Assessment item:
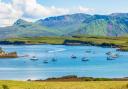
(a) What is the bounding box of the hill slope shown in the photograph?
[36,13,128,36]
[0,13,128,38]
[0,19,61,39]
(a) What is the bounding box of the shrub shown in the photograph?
[2,85,9,89]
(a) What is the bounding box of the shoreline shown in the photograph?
[1,36,128,51]
[1,76,128,81]
[29,75,128,82]
[0,39,124,51]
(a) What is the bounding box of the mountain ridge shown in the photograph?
[0,13,128,39]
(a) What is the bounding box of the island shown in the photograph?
[0,48,18,58]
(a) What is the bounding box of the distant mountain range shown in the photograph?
[0,13,128,39]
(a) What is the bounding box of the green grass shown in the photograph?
[0,81,128,89]
[3,36,128,51]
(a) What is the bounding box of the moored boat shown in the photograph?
[107,56,116,60]
[43,60,48,64]
[71,55,77,59]
[106,51,112,55]
[85,50,91,53]
[81,57,89,61]
[52,58,57,62]
[30,56,38,61]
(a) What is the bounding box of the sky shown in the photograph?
[0,0,128,27]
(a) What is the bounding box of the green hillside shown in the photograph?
[0,13,128,38]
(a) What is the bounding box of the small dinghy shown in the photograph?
[71,55,77,59]
[106,51,112,55]
[43,60,48,64]
[112,54,119,58]
[52,58,57,62]
[81,57,89,62]
[107,56,116,60]
[85,50,91,53]
[107,54,118,60]
[30,56,38,61]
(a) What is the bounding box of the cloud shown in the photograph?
[0,1,22,26]
[77,6,94,13]
[0,0,94,27]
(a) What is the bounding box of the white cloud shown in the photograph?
[77,6,94,13]
[0,1,22,26]
[0,0,94,27]
[11,0,70,18]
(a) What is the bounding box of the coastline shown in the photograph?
[0,36,128,51]
[33,75,128,82]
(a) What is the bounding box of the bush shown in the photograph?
[2,85,9,89]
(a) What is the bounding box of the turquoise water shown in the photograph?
[0,45,128,80]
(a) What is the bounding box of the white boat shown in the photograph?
[112,54,119,58]
[81,57,89,61]
[107,54,119,60]
[109,53,119,58]
[30,56,38,61]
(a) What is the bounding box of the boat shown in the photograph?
[30,56,38,61]
[85,50,91,53]
[52,58,57,62]
[0,47,18,58]
[109,53,119,58]
[81,57,89,61]
[112,54,119,58]
[20,55,29,58]
[107,56,116,60]
[106,52,119,59]
[106,51,112,55]
[71,55,77,59]
[43,60,48,64]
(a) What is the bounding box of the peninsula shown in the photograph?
[1,36,128,51]
[0,48,17,58]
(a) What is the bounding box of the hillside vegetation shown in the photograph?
[0,13,128,38]
[0,81,128,89]
[2,36,128,51]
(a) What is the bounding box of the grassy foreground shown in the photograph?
[0,81,128,89]
[2,36,128,51]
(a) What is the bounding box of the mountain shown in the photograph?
[0,19,61,39]
[36,13,128,36]
[0,13,128,39]
[36,13,91,35]
[73,14,128,36]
